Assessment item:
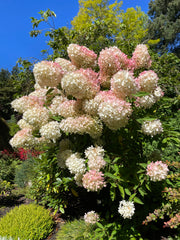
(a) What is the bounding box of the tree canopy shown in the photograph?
[148,0,180,56]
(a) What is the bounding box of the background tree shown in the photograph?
[148,0,180,56]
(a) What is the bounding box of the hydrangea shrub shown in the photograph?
[9,43,178,237]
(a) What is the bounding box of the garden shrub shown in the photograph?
[56,219,95,240]
[0,203,53,240]
[8,43,180,239]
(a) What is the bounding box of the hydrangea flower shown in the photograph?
[135,95,156,109]
[146,161,169,181]
[55,57,77,73]
[137,70,158,93]
[98,95,132,130]
[84,211,100,224]
[118,200,135,219]
[39,121,61,142]
[58,100,82,118]
[85,146,106,171]
[82,170,106,192]
[33,61,64,88]
[65,153,86,175]
[23,106,49,128]
[141,119,163,137]
[60,115,103,139]
[111,70,138,99]
[61,69,99,99]
[67,44,97,69]
[132,44,152,69]
[9,128,36,148]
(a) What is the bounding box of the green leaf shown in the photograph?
[133,197,144,204]
[104,172,120,180]
[125,188,131,196]
[118,185,125,198]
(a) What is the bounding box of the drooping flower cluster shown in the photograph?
[33,61,64,88]
[141,119,163,137]
[39,121,61,143]
[65,152,86,175]
[82,170,106,192]
[146,161,169,181]
[85,145,106,171]
[84,211,100,224]
[132,44,152,69]
[118,200,135,219]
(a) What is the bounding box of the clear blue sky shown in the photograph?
[0,0,150,71]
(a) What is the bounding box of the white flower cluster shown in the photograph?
[9,128,36,148]
[58,100,82,118]
[33,61,64,88]
[84,211,100,224]
[39,121,61,142]
[146,161,169,181]
[138,70,158,93]
[85,145,106,171]
[141,119,163,137]
[132,44,152,69]
[23,106,49,128]
[61,69,99,99]
[118,200,135,219]
[49,95,67,115]
[98,96,132,130]
[111,70,138,99]
[55,57,77,72]
[59,115,103,139]
[65,153,86,175]
[67,43,97,69]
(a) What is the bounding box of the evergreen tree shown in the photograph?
[148,0,180,56]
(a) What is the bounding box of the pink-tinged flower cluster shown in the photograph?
[135,95,156,109]
[146,161,169,181]
[98,95,132,130]
[55,57,77,73]
[59,115,103,139]
[132,44,152,69]
[85,146,106,171]
[111,70,138,99]
[67,44,97,69]
[58,100,82,118]
[84,211,100,224]
[163,213,180,229]
[82,170,106,192]
[39,121,61,142]
[33,61,64,88]
[11,94,46,114]
[137,70,158,93]
[49,95,68,115]
[153,86,164,100]
[141,119,163,137]
[23,106,49,128]
[9,128,36,148]
[118,200,135,219]
[61,69,99,99]
[65,152,86,175]
[98,46,129,87]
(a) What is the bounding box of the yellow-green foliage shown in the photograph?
[119,7,148,43]
[0,204,53,240]
[56,219,95,240]
[71,0,122,35]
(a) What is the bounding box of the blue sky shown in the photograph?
[0,0,150,71]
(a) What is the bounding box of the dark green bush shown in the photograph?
[0,203,53,240]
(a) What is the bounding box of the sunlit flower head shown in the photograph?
[146,161,169,181]
[118,200,135,219]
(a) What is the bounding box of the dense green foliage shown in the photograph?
[56,219,95,240]
[0,204,53,240]
[148,0,180,56]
